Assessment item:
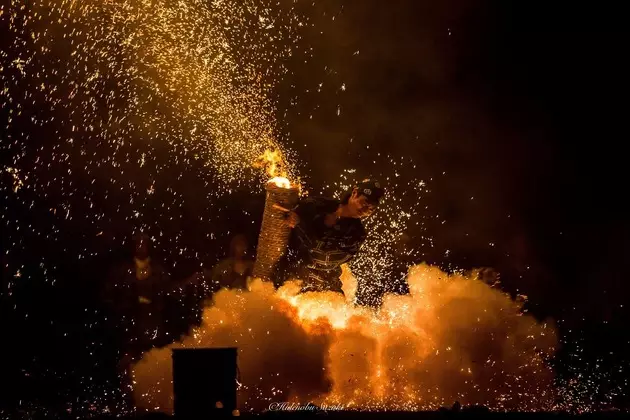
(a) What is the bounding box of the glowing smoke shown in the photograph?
[132,264,557,412]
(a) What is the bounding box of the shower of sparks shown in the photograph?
[0,0,301,211]
[326,157,433,306]
[1,0,305,266]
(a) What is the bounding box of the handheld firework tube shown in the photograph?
[252,181,299,280]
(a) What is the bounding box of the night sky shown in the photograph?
[1,0,629,414]
[277,1,629,321]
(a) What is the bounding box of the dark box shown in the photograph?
[172,347,238,418]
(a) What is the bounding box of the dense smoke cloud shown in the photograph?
[132,264,557,413]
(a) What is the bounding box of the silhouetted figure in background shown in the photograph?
[178,234,254,327]
[211,234,254,290]
[102,232,174,409]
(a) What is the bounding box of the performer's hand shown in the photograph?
[285,211,300,228]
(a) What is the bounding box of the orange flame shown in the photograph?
[268,176,291,189]
[254,149,293,189]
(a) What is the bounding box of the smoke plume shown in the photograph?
[132,264,557,412]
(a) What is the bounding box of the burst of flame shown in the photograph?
[260,149,284,178]
[132,264,559,413]
[255,149,295,189]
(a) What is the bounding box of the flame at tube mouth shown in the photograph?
[268,176,292,189]
[254,149,297,189]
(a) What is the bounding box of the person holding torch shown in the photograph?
[278,179,384,295]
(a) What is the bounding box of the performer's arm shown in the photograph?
[285,198,319,228]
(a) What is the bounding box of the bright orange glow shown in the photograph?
[261,150,283,177]
[268,176,291,189]
[132,264,559,413]
[254,149,297,189]
[254,149,285,179]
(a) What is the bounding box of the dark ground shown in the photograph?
[9,409,628,420]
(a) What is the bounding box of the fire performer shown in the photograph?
[278,179,384,294]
